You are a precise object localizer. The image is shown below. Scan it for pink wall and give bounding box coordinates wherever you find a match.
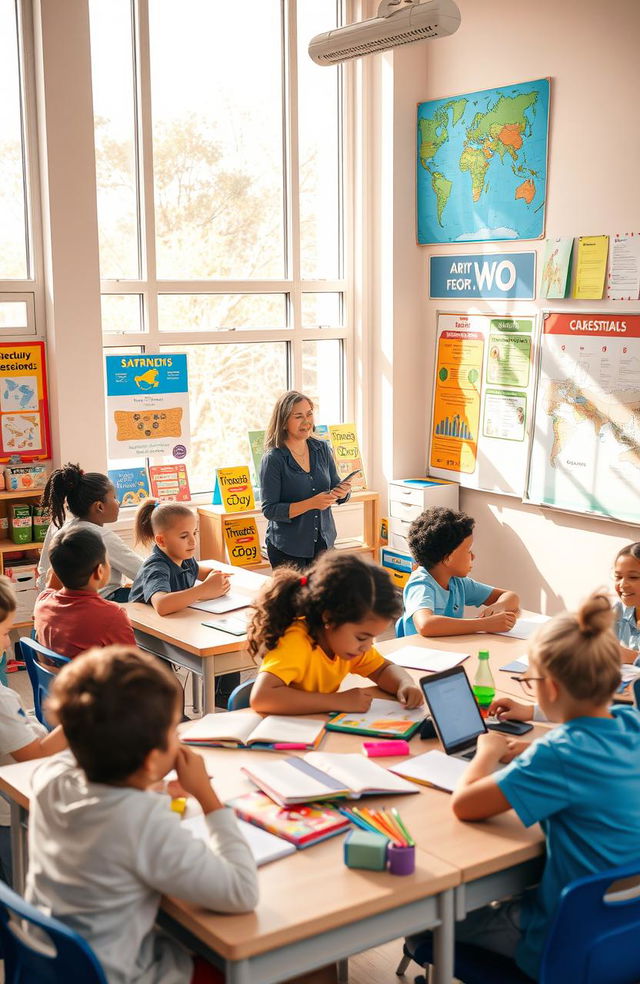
[407,0,640,612]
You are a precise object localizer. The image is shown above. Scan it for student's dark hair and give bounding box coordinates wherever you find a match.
[617,542,640,564]
[50,527,107,590]
[248,552,402,658]
[41,463,112,529]
[0,576,16,620]
[47,646,181,783]
[134,499,194,546]
[407,506,475,570]
[531,593,621,704]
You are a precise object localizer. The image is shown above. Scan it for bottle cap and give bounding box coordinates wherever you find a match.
[478,650,489,659]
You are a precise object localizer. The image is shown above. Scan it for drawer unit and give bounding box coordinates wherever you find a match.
[388,478,459,516]
[388,516,411,554]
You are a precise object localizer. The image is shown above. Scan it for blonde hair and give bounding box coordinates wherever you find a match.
[134,499,194,546]
[264,391,314,451]
[0,576,16,620]
[530,592,621,703]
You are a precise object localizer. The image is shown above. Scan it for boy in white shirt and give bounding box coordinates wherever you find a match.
[0,576,66,884]
[26,645,258,984]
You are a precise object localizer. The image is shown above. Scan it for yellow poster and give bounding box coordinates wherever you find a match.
[327,423,367,490]
[223,517,261,567]
[574,235,609,299]
[212,466,255,511]
[430,328,483,475]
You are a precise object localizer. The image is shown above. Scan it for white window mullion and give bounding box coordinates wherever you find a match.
[284,0,303,389]
[134,0,158,348]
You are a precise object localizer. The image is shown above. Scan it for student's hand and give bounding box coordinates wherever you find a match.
[200,570,231,599]
[174,747,222,812]
[474,731,512,765]
[504,738,530,760]
[480,611,517,632]
[333,688,374,712]
[488,696,533,722]
[311,492,338,511]
[396,681,424,708]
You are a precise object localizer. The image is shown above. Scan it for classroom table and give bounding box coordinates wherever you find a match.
[122,562,268,714]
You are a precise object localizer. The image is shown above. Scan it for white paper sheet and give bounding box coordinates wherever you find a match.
[385,646,469,673]
[389,750,467,793]
[183,814,295,865]
[497,614,550,640]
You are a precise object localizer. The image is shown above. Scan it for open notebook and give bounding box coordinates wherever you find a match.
[242,752,418,807]
[389,750,468,793]
[181,710,326,750]
[182,813,295,866]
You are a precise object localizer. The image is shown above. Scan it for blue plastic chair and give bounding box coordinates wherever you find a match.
[633,678,640,709]
[18,637,69,730]
[0,879,107,983]
[397,860,640,984]
[227,679,254,710]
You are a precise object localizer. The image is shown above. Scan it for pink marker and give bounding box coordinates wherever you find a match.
[273,743,309,750]
[362,739,411,758]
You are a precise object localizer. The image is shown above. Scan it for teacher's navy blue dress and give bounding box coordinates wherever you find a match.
[260,437,350,565]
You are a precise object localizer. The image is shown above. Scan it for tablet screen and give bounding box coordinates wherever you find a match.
[421,670,486,752]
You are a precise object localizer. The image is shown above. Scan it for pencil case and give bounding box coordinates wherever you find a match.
[362,739,411,758]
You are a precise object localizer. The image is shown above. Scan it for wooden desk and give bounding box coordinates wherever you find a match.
[123,562,268,714]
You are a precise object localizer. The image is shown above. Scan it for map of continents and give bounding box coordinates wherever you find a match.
[417,79,549,244]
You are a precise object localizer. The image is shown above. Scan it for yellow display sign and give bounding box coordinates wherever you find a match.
[223,517,261,567]
[212,466,255,511]
[430,329,483,475]
[328,423,367,490]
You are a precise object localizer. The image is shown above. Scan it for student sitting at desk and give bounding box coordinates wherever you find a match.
[129,500,231,615]
[396,506,519,638]
[249,551,423,714]
[0,576,66,885]
[612,541,640,664]
[34,527,136,659]
[26,646,258,984]
[437,593,640,982]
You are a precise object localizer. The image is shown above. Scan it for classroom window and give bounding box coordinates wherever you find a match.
[0,0,29,280]
[157,294,288,333]
[301,339,343,424]
[101,294,143,335]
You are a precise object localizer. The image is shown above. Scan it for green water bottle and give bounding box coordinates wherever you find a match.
[473,650,495,717]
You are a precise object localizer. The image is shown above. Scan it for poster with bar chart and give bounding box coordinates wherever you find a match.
[428,312,538,495]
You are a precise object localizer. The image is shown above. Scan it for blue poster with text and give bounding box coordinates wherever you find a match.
[429,252,535,299]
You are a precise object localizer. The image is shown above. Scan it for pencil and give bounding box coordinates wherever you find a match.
[380,808,408,847]
[361,807,402,845]
[354,806,391,839]
[337,807,373,834]
[391,807,415,847]
[370,808,405,846]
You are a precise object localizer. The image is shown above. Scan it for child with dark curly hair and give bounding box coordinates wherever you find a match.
[397,506,519,637]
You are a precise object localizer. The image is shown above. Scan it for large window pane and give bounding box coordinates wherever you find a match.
[158,294,287,332]
[161,343,288,493]
[101,294,143,334]
[302,339,342,424]
[301,292,342,329]
[0,0,28,279]
[297,0,341,279]
[89,0,140,279]
[149,0,285,280]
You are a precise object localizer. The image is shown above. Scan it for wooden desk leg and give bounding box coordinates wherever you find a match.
[203,657,216,715]
[10,800,27,895]
[432,888,454,984]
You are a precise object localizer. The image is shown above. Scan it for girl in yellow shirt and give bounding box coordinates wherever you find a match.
[249,552,423,714]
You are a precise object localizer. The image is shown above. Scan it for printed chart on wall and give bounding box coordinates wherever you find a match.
[0,342,51,461]
[429,313,537,495]
[527,313,640,523]
[105,354,191,461]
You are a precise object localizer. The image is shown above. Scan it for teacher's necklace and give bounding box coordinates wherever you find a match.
[289,442,309,465]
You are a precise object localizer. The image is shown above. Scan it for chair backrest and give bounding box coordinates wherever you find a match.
[18,638,69,730]
[540,859,640,983]
[632,678,640,709]
[0,879,107,984]
[227,679,254,710]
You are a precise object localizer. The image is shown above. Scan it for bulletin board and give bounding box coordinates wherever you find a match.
[0,341,51,462]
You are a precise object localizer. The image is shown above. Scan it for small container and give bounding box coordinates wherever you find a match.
[387,842,416,876]
[362,739,411,758]
[473,649,495,718]
[343,829,388,871]
[9,504,32,545]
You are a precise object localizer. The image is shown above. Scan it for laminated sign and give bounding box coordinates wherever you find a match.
[212,467,255,511]
[223,517,261,567]
[327,424,367,491]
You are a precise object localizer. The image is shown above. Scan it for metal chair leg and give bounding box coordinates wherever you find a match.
[396,952,412,975]
[336,957,348,983]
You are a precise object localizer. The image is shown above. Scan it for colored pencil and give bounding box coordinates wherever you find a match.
[361,807,403,846]
[354,806,391,840]
[391,807,415,847]
[336,806,372,834]
[371,808,406,846]
[380,808,408,847]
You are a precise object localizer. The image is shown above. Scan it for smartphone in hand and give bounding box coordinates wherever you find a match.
[342,469,362,483]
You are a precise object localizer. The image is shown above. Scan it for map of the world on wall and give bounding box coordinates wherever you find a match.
[417,78,550,245]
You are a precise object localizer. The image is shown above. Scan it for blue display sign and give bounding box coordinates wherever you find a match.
[429,252,536,300]
[105,354,188,397]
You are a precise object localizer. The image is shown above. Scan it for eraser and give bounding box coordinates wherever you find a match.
[362,739,411,758]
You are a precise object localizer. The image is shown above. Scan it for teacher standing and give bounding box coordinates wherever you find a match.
[260,391,352,570]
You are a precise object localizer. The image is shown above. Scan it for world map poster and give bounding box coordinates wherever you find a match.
[417,78,550,245]
[527,313,640,523]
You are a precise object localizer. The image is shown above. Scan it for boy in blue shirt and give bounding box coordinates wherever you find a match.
[444,593,640,980]
[397,506,519,637]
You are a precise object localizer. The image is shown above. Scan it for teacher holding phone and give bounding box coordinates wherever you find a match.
[260,391,353,570]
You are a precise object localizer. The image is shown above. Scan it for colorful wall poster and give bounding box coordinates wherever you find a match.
[327,424,367,491]
[608,233,640,300]
[149,464,191,502]
[540,237,573,298]
[0,342,51,461]
[429,252,535,300]
[417,78,549,245]
[105,354,190,461]
[247,430,265,496]
[222,517,261,567]
[574,235,609,299]
[429,313,537,495]
[526,312,640,523]
[212,466,255,511]
[108,467,150,506]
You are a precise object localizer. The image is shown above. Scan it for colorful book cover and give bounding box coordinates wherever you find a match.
[149,464,191,502]
[247,429,265,494]
[222,516,261,567]
[313,424,333,448]
[108,467,150,507]
[327,423,367,490]
[326,698,425,739]
[212,466,255,511]
[227,791,350,848]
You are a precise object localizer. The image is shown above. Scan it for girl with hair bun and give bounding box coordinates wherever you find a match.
[248,551,423,714]
[37,463,142,602]
[418,593,640,982]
